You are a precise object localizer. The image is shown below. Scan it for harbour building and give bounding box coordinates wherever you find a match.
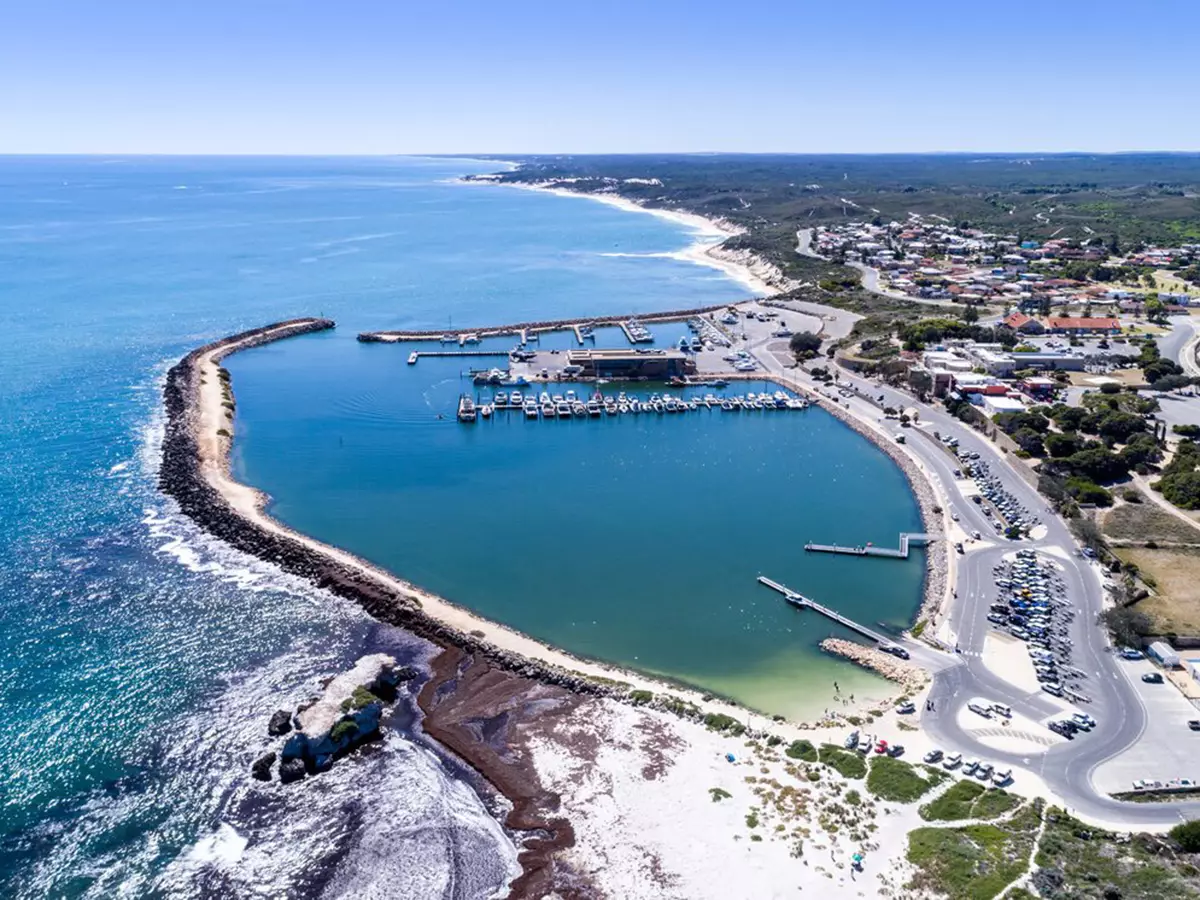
[564,348,696,379]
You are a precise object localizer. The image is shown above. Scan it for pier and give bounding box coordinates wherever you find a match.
[757,576,891,645]
[803,532,935,559]
[406,350,512,364]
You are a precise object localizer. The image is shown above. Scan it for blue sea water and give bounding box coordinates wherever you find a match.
[0,155,919,896]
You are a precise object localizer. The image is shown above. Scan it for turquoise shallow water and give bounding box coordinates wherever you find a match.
[227,329,926,720]
[0,155,919,896]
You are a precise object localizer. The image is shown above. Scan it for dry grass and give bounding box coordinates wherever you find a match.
[1067,368,1145,387]
[1114,547,1200,634]
[1103,501,1200,545]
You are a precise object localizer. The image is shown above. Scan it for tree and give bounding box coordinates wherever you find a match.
[1070,516,1106,551]
[1150,374,1193,392]
[1013,427,1046,456]
[1161,471,1200,510]
[1045,432,1086,458]
[961,304,979,324]
[1095,411,1147,443]
[789,332,822,358]
[1099,606,1152,649]
[908,369,933,400]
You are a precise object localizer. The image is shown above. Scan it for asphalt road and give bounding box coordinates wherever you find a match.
[745,336,1200,826]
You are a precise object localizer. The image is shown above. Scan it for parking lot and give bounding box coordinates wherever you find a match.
[1092,656,1200,794]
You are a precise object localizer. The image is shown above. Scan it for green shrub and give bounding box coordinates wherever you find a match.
[867,756,940,803]
[330,720,358,742]
[1169,819,1200,851]
[703,712,746,736]
[785,740,817,762]
[818,744,867,779]
[709,787,732,803]
[628,689,653,705]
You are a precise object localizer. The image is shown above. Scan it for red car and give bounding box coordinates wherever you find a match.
[875,740,888,754]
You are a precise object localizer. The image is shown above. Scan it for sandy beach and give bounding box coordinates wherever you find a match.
[465,178,795,297]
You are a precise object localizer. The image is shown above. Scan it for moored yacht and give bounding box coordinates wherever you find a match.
[524,400,539,419]
[457,394,477,422]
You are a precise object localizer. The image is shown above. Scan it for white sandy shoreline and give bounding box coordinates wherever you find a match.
[460,176,794,297]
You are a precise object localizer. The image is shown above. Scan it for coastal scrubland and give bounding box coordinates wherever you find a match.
[486,152,1200,311]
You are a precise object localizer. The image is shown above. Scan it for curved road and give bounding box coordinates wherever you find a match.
[747,332,1200,826]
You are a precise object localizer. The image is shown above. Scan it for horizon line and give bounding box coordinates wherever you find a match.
[3,149,1200,159]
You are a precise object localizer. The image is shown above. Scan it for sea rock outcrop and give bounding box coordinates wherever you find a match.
[251,751,276,782]
[267,710,292,737]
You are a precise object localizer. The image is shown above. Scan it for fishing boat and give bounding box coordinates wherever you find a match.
[457,395,477,423]
[407,351,418,365]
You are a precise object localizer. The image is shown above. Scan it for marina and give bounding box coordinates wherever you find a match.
[459,388,810,422]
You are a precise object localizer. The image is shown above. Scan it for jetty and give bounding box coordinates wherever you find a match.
[407,350,511,364]
[757,576,891,645]
[803,532,935,559]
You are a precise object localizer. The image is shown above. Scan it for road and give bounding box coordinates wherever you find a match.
[743,331,1200,826]
[795,228,956,308]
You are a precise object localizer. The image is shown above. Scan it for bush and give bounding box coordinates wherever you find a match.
[789,332,822,357]
[1173,424,1200,439]
[1100,382,1121,394]
[818,744,867,779]
[785,740,818,762]
[1170,819,1200,852]
[628,689,653,705]
[703,713,746,736]
[709,787,732,803]
[866,756,940,803]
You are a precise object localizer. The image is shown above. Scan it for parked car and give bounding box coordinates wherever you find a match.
[1142,673,1164,684]
[924,749,943,764]
[942,752,962,769]
[1189,721,1200,732]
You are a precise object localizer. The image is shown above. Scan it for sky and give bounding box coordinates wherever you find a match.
[2,0,1199,155]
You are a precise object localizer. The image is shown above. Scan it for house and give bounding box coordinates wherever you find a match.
[1002,312,1045,334]
[1042,316,1121,335]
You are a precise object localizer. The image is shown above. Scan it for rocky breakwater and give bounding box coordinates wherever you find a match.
[819,638,927,692]
[253,654,417,784]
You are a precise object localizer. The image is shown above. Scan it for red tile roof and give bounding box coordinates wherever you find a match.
[1044,317,1120,330]
[1003,312,1033,329]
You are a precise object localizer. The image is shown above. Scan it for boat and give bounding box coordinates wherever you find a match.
[677,336,690,351]
[652,400,664,413]
[541,401,555,418]
[407,351,418,365]
[572,401,587,417]
[480,404,493,418]
[587,399,602,416]
[495,391,508,408]
[524,400,539,419]
[721,399,733,411]
[556,401,572,418]
[539,391,551,405]
[457,395,477,423]
[440,333,457,344]
[664,397,678,413]
[462,333,481,344]
[618,403,629,414]
[510,390,523,406]
[565,389,577,403]
[690,337,703,351]
[605,400,619,415]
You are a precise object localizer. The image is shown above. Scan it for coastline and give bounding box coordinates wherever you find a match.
[461,177,795,297]
[158,319,959,896]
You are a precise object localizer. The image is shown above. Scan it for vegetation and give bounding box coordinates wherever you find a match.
[788,331,822,358]
[817,744,867,779]
[784,739,817,762]
[329,719,358,742]
[340,685,381,712]
[1099,605,1153,647]
[1156,441,1200,509]
[708,787,731,803]
[1170,819,1200,852]
[906,802,1043,900]
[628,689,653,704]
[1033,809,1200,899]
[866,756,944,803]
[702,712,746,736]
[920,781,1021,822]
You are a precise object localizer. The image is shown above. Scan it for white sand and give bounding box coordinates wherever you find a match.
[472,180,793,296]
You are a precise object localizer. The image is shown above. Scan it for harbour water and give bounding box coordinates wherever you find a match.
[0,155,920,896]
[227,331,925,720]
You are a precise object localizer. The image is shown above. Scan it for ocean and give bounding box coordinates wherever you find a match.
[0,155,921,896]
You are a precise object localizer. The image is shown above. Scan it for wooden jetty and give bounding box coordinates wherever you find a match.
[757,576,891,645]
[803,532,934,559]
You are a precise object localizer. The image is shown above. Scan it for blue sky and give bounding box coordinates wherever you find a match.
[3,0,1198,154]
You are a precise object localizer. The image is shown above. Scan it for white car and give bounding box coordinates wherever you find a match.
[942,752,962,769]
